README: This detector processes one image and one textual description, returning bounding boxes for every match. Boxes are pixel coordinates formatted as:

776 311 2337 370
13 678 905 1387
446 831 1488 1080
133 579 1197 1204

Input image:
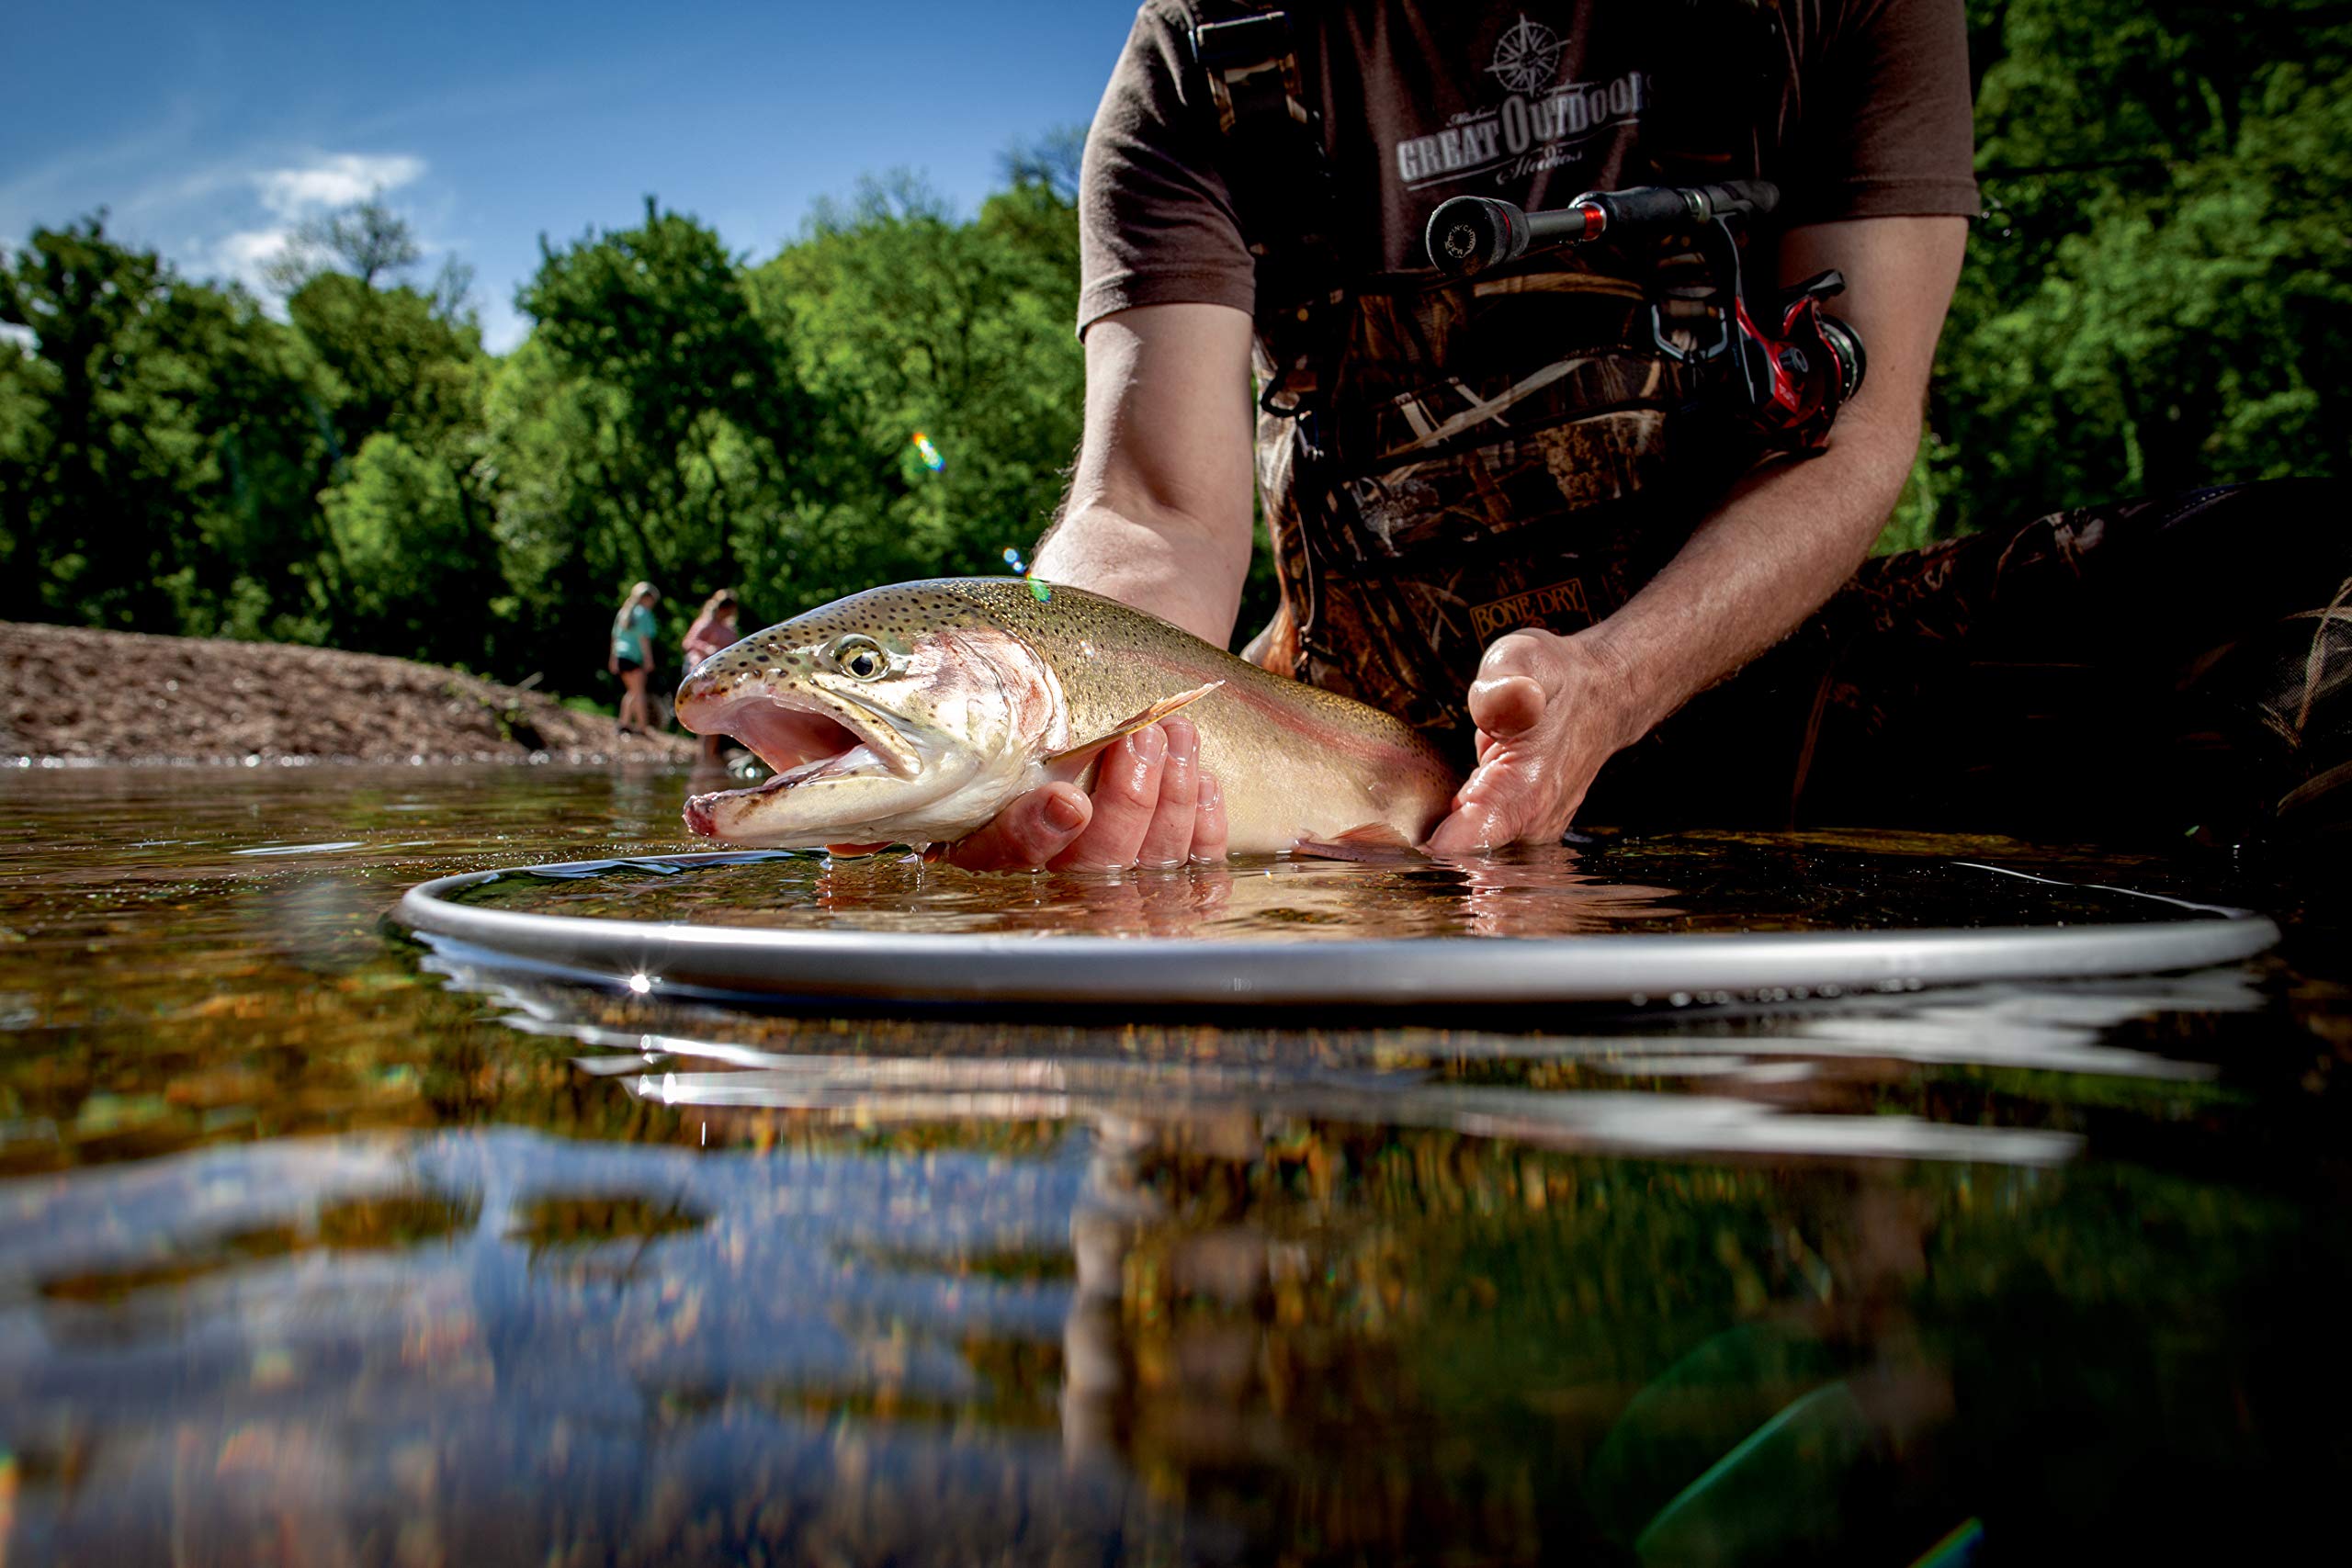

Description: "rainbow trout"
675 579 1460 853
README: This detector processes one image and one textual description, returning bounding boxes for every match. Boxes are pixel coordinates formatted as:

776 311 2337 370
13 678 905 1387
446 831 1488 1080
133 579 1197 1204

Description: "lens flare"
1001 546 1046 597
910 431 944 471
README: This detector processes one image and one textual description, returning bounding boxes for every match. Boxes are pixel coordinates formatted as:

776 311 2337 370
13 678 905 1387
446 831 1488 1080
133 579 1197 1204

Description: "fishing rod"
1426 179 1782 272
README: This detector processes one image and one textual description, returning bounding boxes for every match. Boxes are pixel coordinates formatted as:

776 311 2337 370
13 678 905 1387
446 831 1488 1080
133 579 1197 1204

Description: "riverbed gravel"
1 621 693 764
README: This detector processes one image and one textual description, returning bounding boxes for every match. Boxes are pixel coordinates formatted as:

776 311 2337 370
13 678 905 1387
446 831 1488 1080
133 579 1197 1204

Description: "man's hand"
935 716 1228 871
1427 629 1637 854
1425 216 1969 852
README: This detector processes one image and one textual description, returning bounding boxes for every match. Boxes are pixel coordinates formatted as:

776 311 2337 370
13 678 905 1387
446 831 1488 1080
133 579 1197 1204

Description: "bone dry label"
1469 578 1591 641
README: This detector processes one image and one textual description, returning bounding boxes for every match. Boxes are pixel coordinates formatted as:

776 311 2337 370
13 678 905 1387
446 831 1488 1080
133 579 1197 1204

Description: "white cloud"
217 228 293 267
254 152 425 219
1 321 36 355
211 226 297 292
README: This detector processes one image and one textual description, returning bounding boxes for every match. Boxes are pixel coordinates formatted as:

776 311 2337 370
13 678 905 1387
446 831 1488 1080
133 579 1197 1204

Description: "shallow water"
3 765 2348 1563
440 833 2238 941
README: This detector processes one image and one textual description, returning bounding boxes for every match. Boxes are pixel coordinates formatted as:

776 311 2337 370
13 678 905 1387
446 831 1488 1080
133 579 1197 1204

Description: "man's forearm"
1580 416 1919 747
1033 500 1251 648
1574 214 1968 744
1574 215 1970 740
1031 303 1260 648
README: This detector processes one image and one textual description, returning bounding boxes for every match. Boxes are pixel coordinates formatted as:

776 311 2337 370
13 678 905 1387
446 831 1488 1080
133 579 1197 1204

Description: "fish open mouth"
679 692 919 837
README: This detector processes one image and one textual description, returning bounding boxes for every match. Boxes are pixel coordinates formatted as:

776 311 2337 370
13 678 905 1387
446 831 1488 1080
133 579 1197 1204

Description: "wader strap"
1192 8 1312 135
1185 4 1346 434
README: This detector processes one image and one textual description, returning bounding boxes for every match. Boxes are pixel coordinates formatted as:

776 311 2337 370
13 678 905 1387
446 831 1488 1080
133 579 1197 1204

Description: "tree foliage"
517 198 802 583
485 198 810 670
749 172 1083 604
0 178 1080 684
0 218 328 637
263 195 423 295
1885 0 2352 547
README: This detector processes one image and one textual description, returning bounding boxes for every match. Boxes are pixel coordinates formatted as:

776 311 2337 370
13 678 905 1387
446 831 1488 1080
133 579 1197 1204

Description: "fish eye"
831 636 888 680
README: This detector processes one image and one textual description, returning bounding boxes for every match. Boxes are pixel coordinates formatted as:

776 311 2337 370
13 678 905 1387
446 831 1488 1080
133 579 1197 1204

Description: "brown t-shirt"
1077 1 1979 747
1080 0 1976 330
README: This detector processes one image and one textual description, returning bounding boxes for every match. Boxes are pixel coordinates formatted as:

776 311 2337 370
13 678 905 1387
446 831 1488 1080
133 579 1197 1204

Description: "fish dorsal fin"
1044 681 1225 778
1292 821 1419 863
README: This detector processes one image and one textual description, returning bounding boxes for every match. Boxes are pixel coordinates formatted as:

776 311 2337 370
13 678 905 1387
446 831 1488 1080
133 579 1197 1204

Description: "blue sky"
2 1 1136 350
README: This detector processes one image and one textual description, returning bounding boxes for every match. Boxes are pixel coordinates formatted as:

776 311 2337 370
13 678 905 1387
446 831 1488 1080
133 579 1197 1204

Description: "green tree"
264 209 505 663
263 195 423 294
481 334 650 677
322 431 502 664
1888 0 2352 547
491 198 807 672
0 217 327 635
751 170 1084 607
291 269 499 663
289 272 483 461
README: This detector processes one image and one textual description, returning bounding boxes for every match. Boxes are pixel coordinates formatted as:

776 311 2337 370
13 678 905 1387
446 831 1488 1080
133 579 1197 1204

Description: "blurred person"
683 589 742 669
608 581 662 736
683 589 744 763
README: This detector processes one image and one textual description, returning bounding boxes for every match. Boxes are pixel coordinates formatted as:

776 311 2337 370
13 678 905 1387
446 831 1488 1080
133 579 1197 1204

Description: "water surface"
3 765 2346 1563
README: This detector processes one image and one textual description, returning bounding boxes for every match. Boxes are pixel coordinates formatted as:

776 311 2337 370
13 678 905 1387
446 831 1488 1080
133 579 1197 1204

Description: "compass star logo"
1487 13 1565 95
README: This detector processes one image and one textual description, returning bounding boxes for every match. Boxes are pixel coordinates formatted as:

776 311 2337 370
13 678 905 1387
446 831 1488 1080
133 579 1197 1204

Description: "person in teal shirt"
607 581 662 734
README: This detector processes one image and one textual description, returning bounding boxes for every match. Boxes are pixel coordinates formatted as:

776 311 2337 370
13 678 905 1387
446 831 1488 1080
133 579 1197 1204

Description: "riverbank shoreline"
2 620 694 766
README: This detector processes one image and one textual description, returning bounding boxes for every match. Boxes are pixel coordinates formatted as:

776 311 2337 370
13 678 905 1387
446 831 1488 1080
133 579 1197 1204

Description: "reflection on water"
456 845 1690 940
443 836 2241 941
1 766 2348 1562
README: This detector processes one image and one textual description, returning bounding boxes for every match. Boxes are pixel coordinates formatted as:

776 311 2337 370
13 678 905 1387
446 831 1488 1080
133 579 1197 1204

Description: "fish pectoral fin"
1043 681 1226 777
1291 821 1421 863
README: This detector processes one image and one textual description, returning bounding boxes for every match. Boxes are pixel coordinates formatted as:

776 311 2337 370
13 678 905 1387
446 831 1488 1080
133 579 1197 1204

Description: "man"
948 1 2343 872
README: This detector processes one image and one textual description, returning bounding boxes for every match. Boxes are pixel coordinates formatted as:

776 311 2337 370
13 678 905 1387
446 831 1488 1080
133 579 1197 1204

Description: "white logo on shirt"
1394 15 1647 190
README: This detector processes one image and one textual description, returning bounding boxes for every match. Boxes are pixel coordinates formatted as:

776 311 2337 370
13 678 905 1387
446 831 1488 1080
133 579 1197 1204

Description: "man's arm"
1033 303 1260 641
1426 214 1971 853
940 301 1258 869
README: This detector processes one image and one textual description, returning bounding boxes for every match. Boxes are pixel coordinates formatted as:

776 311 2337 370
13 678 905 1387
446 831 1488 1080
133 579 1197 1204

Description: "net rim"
393 852 2281 1010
